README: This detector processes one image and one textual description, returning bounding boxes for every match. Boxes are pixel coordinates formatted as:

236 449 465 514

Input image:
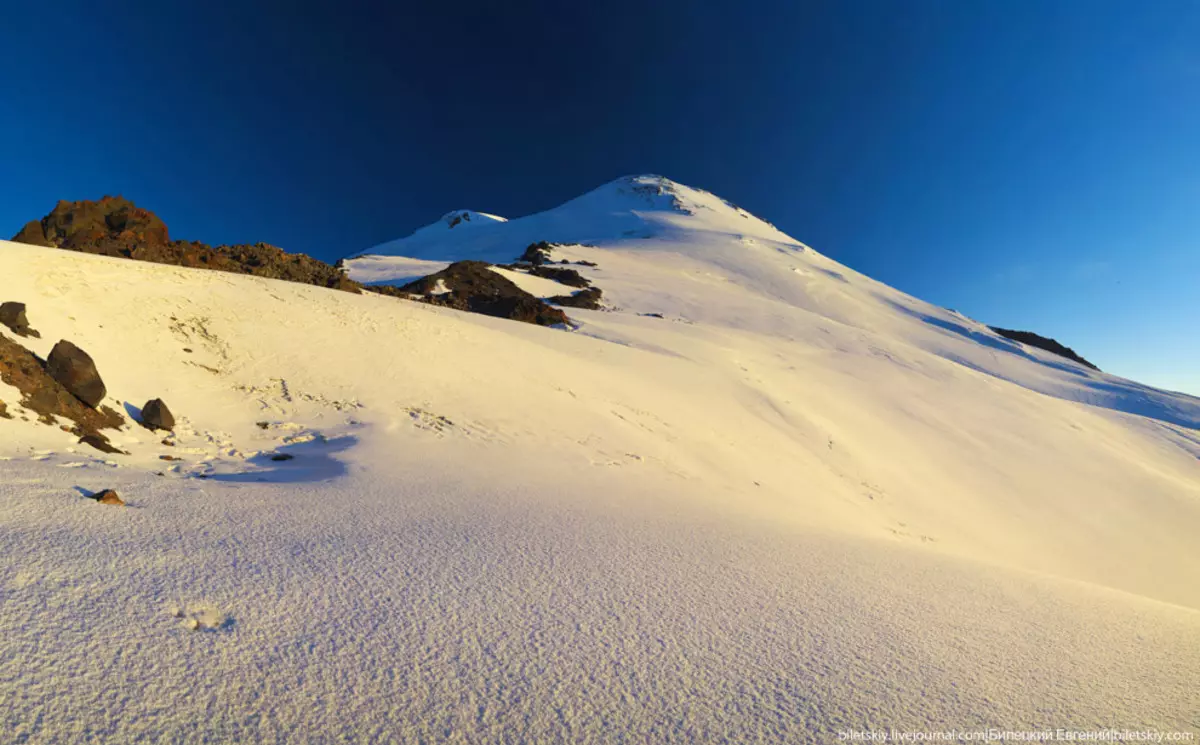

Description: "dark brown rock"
47 340 107 408
387 261 569 327
517 241 555 266
11 220 53 247
0 302 39 338
141 398 175 431
11 197 361 294
528 266 590 288
0 333 123 445
549 287 603 310
79 433 126 454
91 489 124 506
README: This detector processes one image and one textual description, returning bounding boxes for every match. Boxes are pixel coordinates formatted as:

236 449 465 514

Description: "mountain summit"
354 175 796 265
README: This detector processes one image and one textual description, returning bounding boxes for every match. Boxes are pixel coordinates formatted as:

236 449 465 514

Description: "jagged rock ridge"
11 196 359 292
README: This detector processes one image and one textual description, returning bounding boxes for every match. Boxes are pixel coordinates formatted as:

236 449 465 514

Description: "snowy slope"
353 174 794 264
349 175 1200 432
2 175 1199 742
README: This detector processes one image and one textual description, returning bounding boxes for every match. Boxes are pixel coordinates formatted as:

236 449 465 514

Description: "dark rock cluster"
11 197 360 292
0 331 124 451
0 302 40 338
46 341 107 408
90 488 124 506
0 301 176 452
548 287 603 310
517 241 555 266
508 242 606 311
384 261 569 327
527 266 590 288
988 327 1099 371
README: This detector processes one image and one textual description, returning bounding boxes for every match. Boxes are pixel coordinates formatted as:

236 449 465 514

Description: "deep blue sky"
2 1 1197 394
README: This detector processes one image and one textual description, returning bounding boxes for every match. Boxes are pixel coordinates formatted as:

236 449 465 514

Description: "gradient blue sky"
2 1 1197 393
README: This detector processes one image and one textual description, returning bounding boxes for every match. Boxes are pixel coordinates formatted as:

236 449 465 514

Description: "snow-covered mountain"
349 175 1200 430
2 175 1198 742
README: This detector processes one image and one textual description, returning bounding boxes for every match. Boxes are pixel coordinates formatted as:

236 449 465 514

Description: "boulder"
0 302 38 338
91 489 124 506
517 241 555 266
46 340 107 408
79 433 125 454
141 398 175 431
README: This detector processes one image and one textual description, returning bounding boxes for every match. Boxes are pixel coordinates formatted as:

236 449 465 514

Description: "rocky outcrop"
79 433 126 454
90 489 124 506
24 196 169 249
11 197 360 293
0 302 39 338
517 241 555 266
528 266 590 288
0 332 124 451
387 261 569 327
141 398 175 431
47 340 107 408
11 220 55 247
989 327 1099 371
548 287 603 310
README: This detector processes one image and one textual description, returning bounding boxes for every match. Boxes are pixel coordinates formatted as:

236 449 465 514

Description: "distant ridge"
989 326 1099 370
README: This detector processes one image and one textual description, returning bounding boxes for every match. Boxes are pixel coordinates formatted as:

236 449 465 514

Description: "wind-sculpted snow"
2 171 1199 742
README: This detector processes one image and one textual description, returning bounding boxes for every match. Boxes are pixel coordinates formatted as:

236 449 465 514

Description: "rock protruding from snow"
10 197 361 293
79 434 126 454
47 340 107 408
0 332 124 450
526 266 590 288
989 327 1099 371
0 302 39 338
548 287 603 309
140 398 175 431
379 261 569 327
25 196 170 248
518 241 554 266
90 489 124 506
